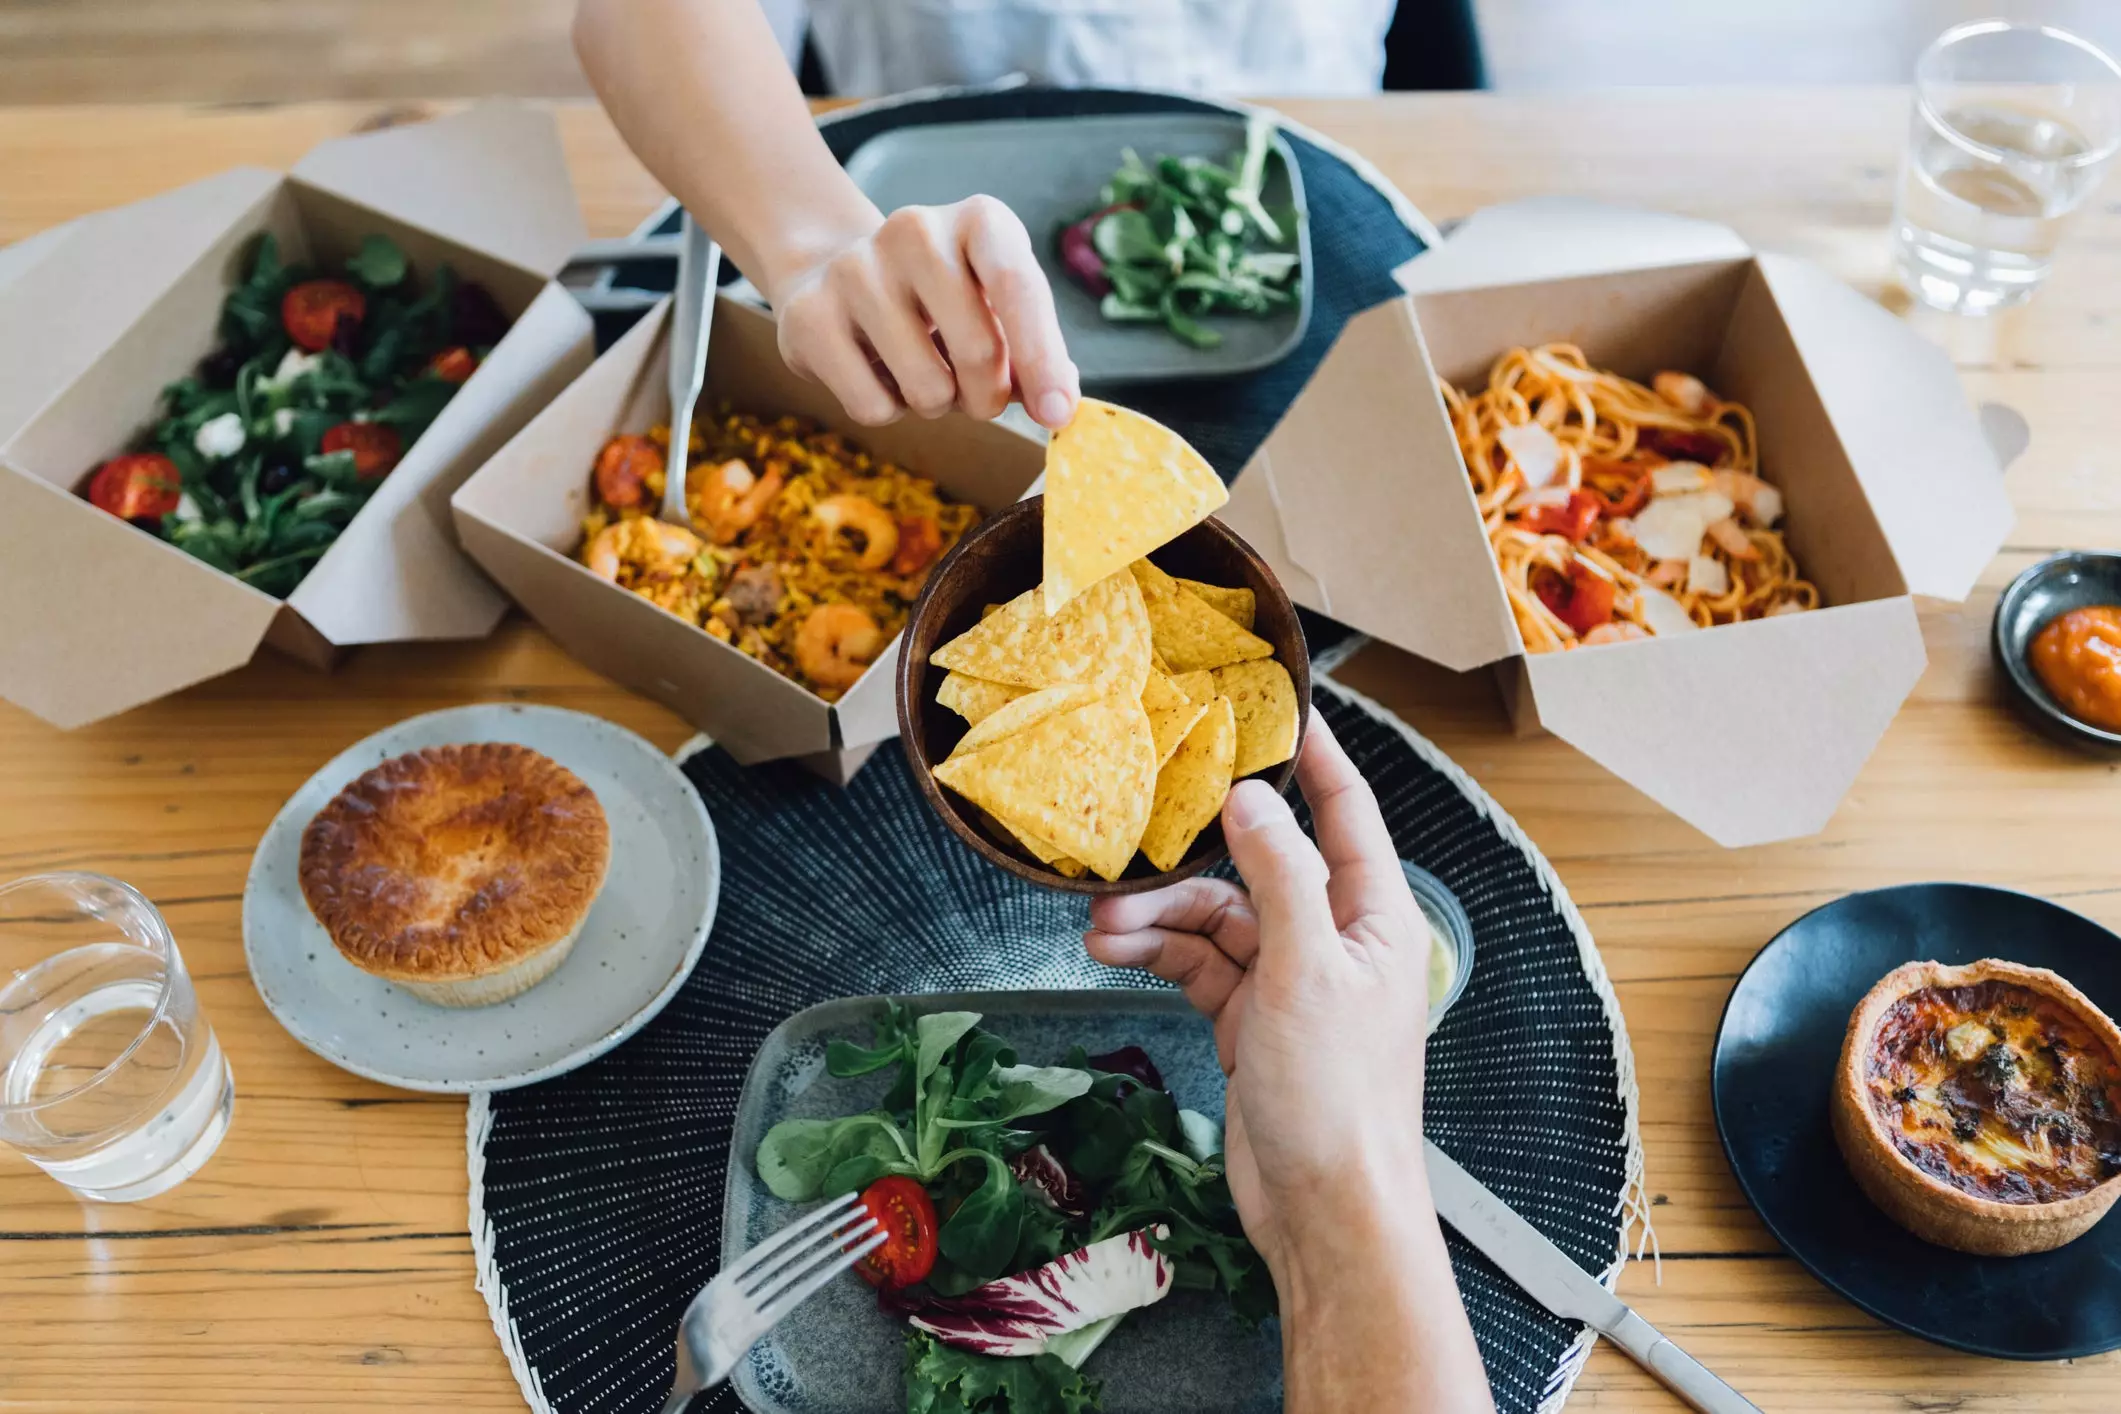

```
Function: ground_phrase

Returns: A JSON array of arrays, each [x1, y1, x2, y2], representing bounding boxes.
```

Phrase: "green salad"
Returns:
[[78, 231, 508, 598], [1054, 116, 1301, 349], [756, 1005, 1270, 1413]]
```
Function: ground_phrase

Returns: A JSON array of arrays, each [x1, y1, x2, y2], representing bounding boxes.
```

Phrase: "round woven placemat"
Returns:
[[472, 87, 1641, 1414]]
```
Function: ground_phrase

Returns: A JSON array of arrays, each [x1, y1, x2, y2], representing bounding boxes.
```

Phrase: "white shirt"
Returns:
[[767, 0, 1396, 97]]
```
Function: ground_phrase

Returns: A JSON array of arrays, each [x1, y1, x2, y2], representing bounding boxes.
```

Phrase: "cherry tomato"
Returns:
[[425, 346, 478, 384], [854, 1175, 938, 1290], [1519, 488, 1603, 543], [1533, 561, 1618, 638], [321, 421, 404, 480], [282, 279, 367, 353], [1639, 427, 1727, 466], [87, 453, 181, 521], [593, 434, 661, 510]]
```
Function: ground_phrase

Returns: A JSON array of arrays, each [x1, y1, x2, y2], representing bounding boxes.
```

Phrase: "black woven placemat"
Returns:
[[471, 682, 1638, 1414]]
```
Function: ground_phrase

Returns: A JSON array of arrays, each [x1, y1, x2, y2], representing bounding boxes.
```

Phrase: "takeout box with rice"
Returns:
[[0, 102, 597, 730], [450, 294, 1047, 781], [1222, 197, 2018, 847]]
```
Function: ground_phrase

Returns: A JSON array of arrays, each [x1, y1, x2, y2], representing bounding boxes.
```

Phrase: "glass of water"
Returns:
[[1893, 19, 2121, 313], [0, 872, 233, 1201]]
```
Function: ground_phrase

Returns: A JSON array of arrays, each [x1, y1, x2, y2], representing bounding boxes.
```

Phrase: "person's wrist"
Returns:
[[748, 206, 884, 310], [1265, 1133, 1434, 1310]]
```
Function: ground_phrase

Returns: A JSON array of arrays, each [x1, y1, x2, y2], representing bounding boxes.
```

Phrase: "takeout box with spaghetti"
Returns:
[[0, 103, 596, 730], [450, 295, 1046, 781], [1222, 198, 2018, 847]]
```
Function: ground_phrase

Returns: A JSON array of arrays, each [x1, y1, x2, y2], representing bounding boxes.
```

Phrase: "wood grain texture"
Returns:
[[1, 92, 2117, 1410]]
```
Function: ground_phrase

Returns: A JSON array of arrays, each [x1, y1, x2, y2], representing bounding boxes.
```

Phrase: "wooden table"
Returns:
[[2, 91, 2116, 1413]]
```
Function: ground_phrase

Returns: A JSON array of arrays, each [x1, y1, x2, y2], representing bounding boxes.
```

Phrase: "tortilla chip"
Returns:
[[1141, 669, 1210, 770], [990, 813, 1088, 878], [1042, 400, 1227, 615], [1175, 578, 1256, 630], [1131, 559, 1274, 674], [936, 672, 1028, 726], [930, 570, 1151, 696], [981, 603, 1006, 620], [1214, 660, 1300, 778], [932, 693, 1155, 881], [1139, 696, 1238, 872], [948, 683, 1095, 760], [1170, 669, 1216, 707], [1150, 648, 1173, 676]]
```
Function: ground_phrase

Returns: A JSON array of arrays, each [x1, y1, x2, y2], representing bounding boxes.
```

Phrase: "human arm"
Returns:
[[1085, 720, 1495, 1413], [572, 0, 1079, 429]]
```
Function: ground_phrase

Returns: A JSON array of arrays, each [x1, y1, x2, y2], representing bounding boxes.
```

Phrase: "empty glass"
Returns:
[[1893, 20, 2121, 313], [0, 873, 233, 1201]]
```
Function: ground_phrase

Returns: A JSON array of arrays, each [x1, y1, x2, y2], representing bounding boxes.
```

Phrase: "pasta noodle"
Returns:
[[1444, 344, 1818, 653]]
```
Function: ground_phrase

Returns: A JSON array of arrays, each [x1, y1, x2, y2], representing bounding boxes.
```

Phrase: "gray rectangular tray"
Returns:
[[843, 113, 1312, 385], [723, 990, 1282, 1414]]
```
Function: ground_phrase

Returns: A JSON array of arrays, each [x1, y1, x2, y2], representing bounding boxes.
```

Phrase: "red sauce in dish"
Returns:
[[1866, 980, 2121, 1204], [2029, 605, 2121, 733]]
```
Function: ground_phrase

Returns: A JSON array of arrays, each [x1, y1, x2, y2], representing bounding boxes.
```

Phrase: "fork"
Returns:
[[659, 211, 723, 529], [660, 1191, 884, 1414]]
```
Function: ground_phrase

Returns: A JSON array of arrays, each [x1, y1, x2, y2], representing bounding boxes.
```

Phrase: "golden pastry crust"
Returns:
[[1832, 958, 2121, 1256], [299, 744, 610, 984]]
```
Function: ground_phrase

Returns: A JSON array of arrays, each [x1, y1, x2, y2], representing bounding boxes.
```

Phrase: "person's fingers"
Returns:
[[830, 253, 958, 421], [777, 296, 903, 427], [1085, 926, 1245, 1023], [958, 195, 1079, 430], [1088, 876, 1261, 967], [1220, 779, 1341, 981], [880, 208, 1012, 421], [1292, 719, 1416, 934]]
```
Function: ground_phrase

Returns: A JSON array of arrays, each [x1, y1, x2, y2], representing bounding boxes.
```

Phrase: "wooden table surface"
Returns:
[[1, 91, 2116, 1413]]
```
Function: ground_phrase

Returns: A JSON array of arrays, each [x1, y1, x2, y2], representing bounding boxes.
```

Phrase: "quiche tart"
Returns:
[[299, 744, 611, 1008], [1832, 958, 2121, 1255]]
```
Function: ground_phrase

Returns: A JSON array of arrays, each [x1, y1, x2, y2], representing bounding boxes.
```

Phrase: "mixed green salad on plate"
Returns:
[[755, 1003, 1269, 1414], [78, 231, 508, 598], [1055, 116, 1302, 350]]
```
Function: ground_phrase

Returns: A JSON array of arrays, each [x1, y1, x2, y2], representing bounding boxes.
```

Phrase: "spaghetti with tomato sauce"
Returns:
[[1442, 344, 1819, 653], [1865, 980, 2121, 1205]]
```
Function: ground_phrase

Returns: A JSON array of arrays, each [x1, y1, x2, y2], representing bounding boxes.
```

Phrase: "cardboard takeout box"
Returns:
[[451, 295, 1047, 779], [1222, 198, 2016, 847], [0, 102, 595, 729]]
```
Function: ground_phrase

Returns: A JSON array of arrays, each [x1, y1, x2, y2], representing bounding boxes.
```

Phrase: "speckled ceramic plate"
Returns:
[[723, 991, 1281, 1414], [244, 704, 718, 1092]]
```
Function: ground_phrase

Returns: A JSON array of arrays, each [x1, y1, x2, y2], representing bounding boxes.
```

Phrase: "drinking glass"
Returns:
[[0, 872, 234, 1201], [1893, 20, 2121, 313]]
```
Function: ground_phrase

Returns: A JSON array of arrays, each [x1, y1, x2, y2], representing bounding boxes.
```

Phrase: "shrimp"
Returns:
[[794, 603, 883, 695], [1582, 621, 1651, 646], [585, 517, 705, 580], [1705, 516, 1761, 562], [1652, 371, 1714, 416], [812, 493, 899, 572], [691, 458, 784, 544]]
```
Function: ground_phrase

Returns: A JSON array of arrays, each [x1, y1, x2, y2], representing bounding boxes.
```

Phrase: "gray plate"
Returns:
[[844, 114, 1312, 385], [723, 990, 1281, 1414], [1991, 550, 2121, 756]]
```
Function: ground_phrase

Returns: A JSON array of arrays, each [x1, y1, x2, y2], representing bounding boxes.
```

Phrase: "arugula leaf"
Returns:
[[904, 1331, 1100, 1414], [346, 234, 408, 290], [371, 378, 456, 440], [827, 1002, 917, 1077]]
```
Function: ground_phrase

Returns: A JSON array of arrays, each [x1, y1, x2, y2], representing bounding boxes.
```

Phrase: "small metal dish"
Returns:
[[1990, 550, 2121, 757], [1401, 861, 1475, 1029]]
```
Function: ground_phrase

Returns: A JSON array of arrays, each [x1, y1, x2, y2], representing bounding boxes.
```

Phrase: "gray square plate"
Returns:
[[843, 114, 1312, 385], [722, 990, 1282, 1413]]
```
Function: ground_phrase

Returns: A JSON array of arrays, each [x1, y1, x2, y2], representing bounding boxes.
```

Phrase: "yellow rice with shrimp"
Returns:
[[578, 408, 979, 700]]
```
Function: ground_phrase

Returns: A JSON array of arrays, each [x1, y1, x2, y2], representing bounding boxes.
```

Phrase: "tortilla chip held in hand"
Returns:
[[1139, 695, 1238, 871], [932, 693, 1156, 881], [1042, 399, 1227, 616]]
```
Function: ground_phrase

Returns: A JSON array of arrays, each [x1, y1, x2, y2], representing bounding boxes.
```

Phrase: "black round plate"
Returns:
[[1712, 882, 2121, 1360]]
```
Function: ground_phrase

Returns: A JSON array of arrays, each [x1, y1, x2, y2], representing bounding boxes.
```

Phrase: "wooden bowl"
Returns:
[[896, 496, 1310, 896]]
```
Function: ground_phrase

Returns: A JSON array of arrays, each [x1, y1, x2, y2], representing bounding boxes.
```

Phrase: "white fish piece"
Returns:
[[1497, 421, 1565, 490], [1637, 587, 1701, 637], [1687, 554, 1730, 597]]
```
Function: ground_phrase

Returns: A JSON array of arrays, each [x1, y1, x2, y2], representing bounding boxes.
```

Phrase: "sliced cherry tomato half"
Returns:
[[425, 346, 479, 384], [854, 1174, 938, 1290], [282, 279, 367, 353], [87, 452, 181, 521], [1519, 488, 1603, 543], [321, 421, 404, 480], [1533, 561, 1618, 638], [1638, 426, 1727, 466], [592, 433, 661, 510], [1581, 456, 1654, 518]]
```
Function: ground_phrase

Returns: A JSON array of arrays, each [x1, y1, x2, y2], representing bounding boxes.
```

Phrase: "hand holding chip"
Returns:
[[1085, 718, 1495, 1411]]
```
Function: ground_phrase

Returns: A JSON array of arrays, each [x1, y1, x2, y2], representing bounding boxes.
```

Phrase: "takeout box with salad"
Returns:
[[1223, 198, 2018, 847], [0, 102, 594, 731], [450, 294, 1047, 779]]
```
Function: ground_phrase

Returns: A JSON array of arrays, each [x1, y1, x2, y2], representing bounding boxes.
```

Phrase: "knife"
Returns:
[[1424, 1139, 1762, 1414]]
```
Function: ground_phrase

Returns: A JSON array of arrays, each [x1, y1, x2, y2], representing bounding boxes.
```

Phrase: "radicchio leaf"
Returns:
[[907, 1227, 1174, 1358], [1085, 1045, 1164, 1093], [1010, 1143, 1088, 1219]]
